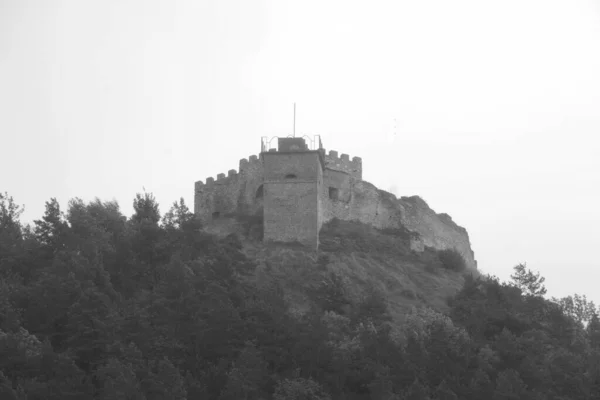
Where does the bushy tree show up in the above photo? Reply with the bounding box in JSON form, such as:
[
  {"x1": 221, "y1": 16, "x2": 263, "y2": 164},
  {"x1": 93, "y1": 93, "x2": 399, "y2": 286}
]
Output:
[
  {"x1": 33, "y1": 198, "x2": 69, "y2": 252},
  {"x1": 273, "y1": 377, "x2": 331, "y2": 400},
  {"x1": 437, "y1": 249, "x2": 467, "y2": 272},
  {"x1": 3, "y1": 191, "x2": 600, "y2": 400},
  {"x1": 510, "y1": 263, "x2": 546, "y2": 297}
]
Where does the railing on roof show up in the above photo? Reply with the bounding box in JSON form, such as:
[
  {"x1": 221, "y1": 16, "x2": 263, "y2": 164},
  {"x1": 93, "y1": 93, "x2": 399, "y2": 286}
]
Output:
[{"x1": 260, "y1": 135, "x2": 323, "y2": 153}]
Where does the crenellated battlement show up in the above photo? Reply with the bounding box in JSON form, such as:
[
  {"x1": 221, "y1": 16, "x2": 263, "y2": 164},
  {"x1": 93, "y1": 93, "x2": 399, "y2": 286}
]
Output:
[
  {"x1": 239, "y1": 154, "x2": 262, "y2": 174},
  {"x1": 195, "y1": 153, "x2": 265, "y2": 220},
  {"x1": 196, "y1": 169, "x2": 242, "y2": 190},
  {"x1": 197, "y1": 155, "x2": 263, "y2": 190},
  {"x1": 324, "y1": 149, "x2": 362, "y2": 179}
]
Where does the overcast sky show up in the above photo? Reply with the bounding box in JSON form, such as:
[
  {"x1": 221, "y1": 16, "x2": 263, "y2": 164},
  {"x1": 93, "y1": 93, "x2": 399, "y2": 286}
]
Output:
[{"x1": 1, "y1": 0, "x2": 599, "y2": 304}]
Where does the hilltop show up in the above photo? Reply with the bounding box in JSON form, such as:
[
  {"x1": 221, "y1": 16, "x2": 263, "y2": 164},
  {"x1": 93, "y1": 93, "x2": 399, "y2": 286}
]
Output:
[
  {"x1": 194, "y1": 137, "x2": 478, "y2": 270},
  {"x1": 204, "y1": 213, "x2": 475, "y2": 328}
]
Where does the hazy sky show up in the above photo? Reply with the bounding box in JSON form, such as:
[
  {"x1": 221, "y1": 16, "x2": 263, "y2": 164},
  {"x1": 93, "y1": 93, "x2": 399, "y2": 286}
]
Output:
[{"x1": 1, "y1": 0, "x2": 599, "y2": 303}]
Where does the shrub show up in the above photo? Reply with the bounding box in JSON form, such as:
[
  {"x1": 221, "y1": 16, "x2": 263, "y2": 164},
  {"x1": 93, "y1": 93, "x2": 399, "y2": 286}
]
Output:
[
  {"x1": 319, "y1": 219, "x2": 410, "y2": 255},
  {"x1": 437, "y1": 248, "x2": 467, "y2": 272}
]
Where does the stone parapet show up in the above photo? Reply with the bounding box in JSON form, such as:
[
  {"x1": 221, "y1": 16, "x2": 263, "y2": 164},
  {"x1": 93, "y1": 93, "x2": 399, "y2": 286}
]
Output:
[{"x1": 324, "y1": 149, "x2": 362, "y2": 179}]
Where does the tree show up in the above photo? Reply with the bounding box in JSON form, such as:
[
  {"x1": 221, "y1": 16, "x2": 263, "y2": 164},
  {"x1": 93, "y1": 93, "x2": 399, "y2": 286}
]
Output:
[
  {"x1": 131, "y1": 192, "x2": 160, "y2": 225},
  {"x1": 33, "y1": 198, "x2": 69, "y2": 252},
  {"x1": 95, "y1": 358, "x2": 146, "y2": 400},
  {"x1": 219, "y1": 341, "x2": 269, "y2": 400},
  {"x1": 509, "y1": 264, "x2": 546, "y2": 297},
  {"x1": 127, "y1": 193, "x2": 168, "y2": 289},
  {"x1": 552, "y1": 294, "x2": 598, "y2": 326},
  {"x1": 437, "y1": 249, "x2": 467, "y2": 272},
  {"x1": 402, "y1": 379, "x2": 430, "y2": 400},
  {"x1": 492, "y1": 369, "x2": 527, "y2": 400},
  {"x1": 140, "y1": 357, "x2": 187, "y2": 400},
  {"x1": 0, "y1": 193, "x2": 26, "y2": 280},
  {"x1": 162, "y1": 198, "x2": 198, "y2": 232},
  {"x1": 0, "y1": 370, "x2": 19, "y2": 400},
  {"x1": 0, "y1": 192, "x2": 24, "y2": 243},
  {"x1": 588, "y1": 313, "x2": 600, "y2": 349},
  {"x1": 467, "y1": 369, "x2": 494, "y2": 400},
  {"x1": 434, "y1": 379, "x2": 458, "y2": 400},
  {"x1": 273, "y1": 377, "x2": 331, "y2": 400}
]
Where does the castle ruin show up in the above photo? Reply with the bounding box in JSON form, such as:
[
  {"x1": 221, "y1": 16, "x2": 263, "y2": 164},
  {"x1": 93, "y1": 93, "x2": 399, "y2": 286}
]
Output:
[{"x1": 194, "y1": 136, "x2": 477, "y2": 269}]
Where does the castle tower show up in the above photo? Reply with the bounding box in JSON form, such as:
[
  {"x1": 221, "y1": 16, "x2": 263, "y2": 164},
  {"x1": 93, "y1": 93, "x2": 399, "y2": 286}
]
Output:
[{"x1": 262, "y1": 137, "x2": 325, "y2": 248}]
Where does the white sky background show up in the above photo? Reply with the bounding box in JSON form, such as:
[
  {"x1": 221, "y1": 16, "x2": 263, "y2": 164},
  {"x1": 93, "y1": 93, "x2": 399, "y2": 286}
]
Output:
[{"x1": 1, "y1": 0, "x2": 599, "y2": 303}]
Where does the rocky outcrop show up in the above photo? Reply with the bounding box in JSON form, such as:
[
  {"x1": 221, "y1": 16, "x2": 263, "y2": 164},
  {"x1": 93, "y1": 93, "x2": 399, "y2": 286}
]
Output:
[
  {"x1": 398, "y1": 196, "x2": 477, "y2": 269},
  {"x1": 321, "y1": 177, "x2": 477, "y2": 270}
]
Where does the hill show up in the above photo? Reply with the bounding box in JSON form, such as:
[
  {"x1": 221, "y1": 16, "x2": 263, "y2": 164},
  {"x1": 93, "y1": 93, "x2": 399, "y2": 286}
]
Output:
[
  {"x1": 1, "y1": 192, "x2": 599, "y2": 400},
  {"x1": 205, "y1": 215, "x2": 473, "y2": 325}
]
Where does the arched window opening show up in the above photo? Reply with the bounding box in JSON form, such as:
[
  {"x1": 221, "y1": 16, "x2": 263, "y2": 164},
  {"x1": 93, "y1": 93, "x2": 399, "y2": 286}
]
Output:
[{"x1": 255, "y1": 184, "x2": 264, "y2": 199}]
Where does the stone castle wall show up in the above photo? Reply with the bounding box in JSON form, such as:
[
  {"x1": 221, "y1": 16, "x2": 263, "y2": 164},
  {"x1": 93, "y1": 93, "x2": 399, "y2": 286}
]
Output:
[
  {"x1": 194, "y1": 154, "x2": 264, "y2": 221},
  {"x1": 324, "y1": 150, "x2": 362, "y2": 180},
  {"x1": 319, "y1": 171, "x2": 476, "y2": 269},
  {"x1": 194, "y1": 147, "x2": 477, "y2": 269},
  {"x1": 263, "y1": 151, "x2": 323, "y2": 247}
]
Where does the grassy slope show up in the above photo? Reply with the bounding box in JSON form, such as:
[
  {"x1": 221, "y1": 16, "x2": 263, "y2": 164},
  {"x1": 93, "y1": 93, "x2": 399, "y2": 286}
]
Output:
[{"x1": 231, "y1": 218, "x2": 474, "y2": 325}]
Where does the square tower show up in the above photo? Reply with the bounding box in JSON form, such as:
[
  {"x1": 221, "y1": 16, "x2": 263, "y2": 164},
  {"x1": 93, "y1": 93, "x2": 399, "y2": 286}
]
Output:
[{"x1": 262, "y1": 137, "x2": 325, "y2": 248}]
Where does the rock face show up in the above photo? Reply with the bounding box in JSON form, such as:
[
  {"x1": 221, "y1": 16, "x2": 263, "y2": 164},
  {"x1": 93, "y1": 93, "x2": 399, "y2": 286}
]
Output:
[
  {"x1": 398, "y1": 196, "x2": 477, "y2": 269},
  {"x1": 194, "y1": 137, "x2": 477, "y2": 269},
  {"x1": 319, "y1": 177, "x2": 477, "y2": 270}
]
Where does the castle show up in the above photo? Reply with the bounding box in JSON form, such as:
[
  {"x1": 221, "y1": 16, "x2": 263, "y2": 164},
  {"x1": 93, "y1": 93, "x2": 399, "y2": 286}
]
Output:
[{"x1": 194, "y1": 136, "x2": 477, "y2": 269}]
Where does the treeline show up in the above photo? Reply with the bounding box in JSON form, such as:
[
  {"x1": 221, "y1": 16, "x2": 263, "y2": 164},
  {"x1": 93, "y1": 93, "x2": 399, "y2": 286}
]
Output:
[{"x1": 0, "y1": 191, "x2": 599, "y2": 399}]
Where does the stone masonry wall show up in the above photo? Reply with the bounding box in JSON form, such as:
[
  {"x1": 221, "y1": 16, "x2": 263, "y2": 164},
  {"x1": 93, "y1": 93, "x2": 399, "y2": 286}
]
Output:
[
  {"x1": 264, "y1": 182, "x2": 320, "y2": 247},
  {"x1": 324, "y1": 150, "x2": 362, "y2": 180},
  {"x1": 263, "y1": 151, "x2": 323, "y2": 181},
  {"x1": 237, "y1": 155, "x2": 264, "y2": 216},
  {"x1": 321, "y1": 175, "x2": 404, "y2": 231},
  {"x1": 263, "y1": 151, "x2": 322, "y2": 247},
  {"x1": 194, "y1": 154, "x2": 264, "y2": 222},
  {"x1": 320, "y1": 169, "x2": 477, "y2": 269}
]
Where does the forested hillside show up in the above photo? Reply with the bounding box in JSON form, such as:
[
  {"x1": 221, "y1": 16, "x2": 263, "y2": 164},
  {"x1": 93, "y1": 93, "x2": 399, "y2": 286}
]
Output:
[{"x1": 1, "y1": 191, "x2": 599, "y2": 399}]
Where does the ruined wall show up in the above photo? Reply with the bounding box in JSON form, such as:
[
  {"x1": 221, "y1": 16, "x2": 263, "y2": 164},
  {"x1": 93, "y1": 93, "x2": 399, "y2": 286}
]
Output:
[
  {"x1": 319, "y1": 169, "x2": 477, "y2": 269},
  {"x1": 194, "y1": 145, "x2": 476, "y2": 268},
  {"x1": 397, "y1": 196, "x2": 477, "y2": 269},
  {"x1": 324, "y1": 150, "x2": 362, "y2": 180},
  {"x1": 321, "y1": 176, "x2": 404, "y2": 230},
  {"x1": 194, "y1": 171, "x2": 239, "y2": 221},
  {"x1": 194, "y1": 154, "x2": 264, "y2": 222}
]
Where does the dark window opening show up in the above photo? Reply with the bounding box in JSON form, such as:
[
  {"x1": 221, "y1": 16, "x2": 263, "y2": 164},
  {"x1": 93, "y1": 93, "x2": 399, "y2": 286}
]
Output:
[
  {"x1": 329, "y1": 187, "x2": 339, "y2": 200},
  {"x1": 255, "y1": 184, "x2": 264, "y2": 199},
  {"x1": 212, "y1": 211, "x2": 220, "y2": 219},
  {"x1": 285, "y1": 173, "x2": 297, "y2": 179}
]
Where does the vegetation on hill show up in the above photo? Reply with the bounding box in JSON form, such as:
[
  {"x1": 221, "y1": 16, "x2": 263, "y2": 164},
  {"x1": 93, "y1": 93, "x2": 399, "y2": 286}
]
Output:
[{"x1": 1, "y1": 191, "x2": 599, "y2": 399}]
